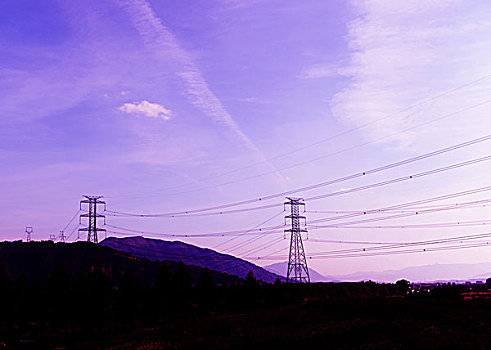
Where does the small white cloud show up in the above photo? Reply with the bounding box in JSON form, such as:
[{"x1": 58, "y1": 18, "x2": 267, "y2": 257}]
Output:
[{"x1": 119, "y1": 100, "x2": 172, "y2": 120}]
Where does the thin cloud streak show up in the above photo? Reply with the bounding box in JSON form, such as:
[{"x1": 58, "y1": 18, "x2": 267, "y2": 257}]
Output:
[
  {"x1": 330, "y1": 0, "x2": 491, "y2": 149},
  {"x1": 118, "y1": 0, "x2": 280, "y2": 175}
]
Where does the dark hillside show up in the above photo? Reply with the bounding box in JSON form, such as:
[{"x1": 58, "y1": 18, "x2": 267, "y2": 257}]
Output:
[
  {"x1": 101, "y1": 236, "x2": 282, "y2": 283},
  {"x1": 0, "y1": 240, "x2": 240, "y2": 287}
]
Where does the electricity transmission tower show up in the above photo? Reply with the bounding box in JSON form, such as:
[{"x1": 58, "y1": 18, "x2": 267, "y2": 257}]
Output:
[
  {"x1": 59, "y1": 230, "x2": 66, "y2": 242},
  {"x1": 284, "y1": 197, "x2": 310, "y2": 283},
  {"x1": 79, "y1": 195, "x2": 106, "y2": 243},
  {"x1": 25, "y1": 227, "x2": 33, "y2": 242}
]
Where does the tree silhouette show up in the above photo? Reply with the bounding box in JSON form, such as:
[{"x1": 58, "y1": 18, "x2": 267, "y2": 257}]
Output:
[
  {"x1": 197, "y1": 268, "x2": 216, "y2": 309},
  {"x1": 118, "y1": 269, "x2": 139, "y2": 320},
  {"x1": 395, "y1": 279, "x2": 410, "y2": 295},
  {"x1": 245, "y1": 270, "x2": 257, "y2": 288},
  {"x1": 85, "y1": 267, "x2": 110, "y2": 329},
  {"x1": 0, "y1": 265, "x2": 10, "y2": 320},
  {"x1": 13, "y1": 273, "x2": 29, "y2": 321},
  {"x1": 243, "y1": 270, "x2": 258, "y2": 308},
  {"x1": 154, "y1": 264, "x2": 173, "y2": 291},
  {"x1": 174, "y1": 262, "x2": 192, "y2": 308},
  {"x1": 153, "y1": 264, "x2": 173, "y2": 315},
  {"x1": 47, "y1": 262, "x2": 70, "y2": 321}
]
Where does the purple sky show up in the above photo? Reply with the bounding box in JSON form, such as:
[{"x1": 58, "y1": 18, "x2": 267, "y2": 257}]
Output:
[{"x1": 1, "y1": 0, "x2": 491, "y2": 275}]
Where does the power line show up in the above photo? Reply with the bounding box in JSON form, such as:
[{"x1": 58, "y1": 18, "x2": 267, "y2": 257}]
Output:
[
  {"x1": 255, "y1": 244, "x2": 288, "y2": 259},
  {"x1": 105, "y1": 229, "x2": 491, "y2": 262},
  {"x1": 105, "y1": 199, "x2": 491, "y2": 241},
  {"x1": 106, "y1": 134, "x2": 491, "y2": 217},
  {"x1": 105, "y1": 203, "x2": 281, "y2": 218},
  {"x1": 99, "y1": 237, "x2": 267, "y2": 263},
  {"x1": 308, "y1": 238, "x2": 424, "y2": 245},
  {"x1": 308, "y1": 187, "x2": 491, "y2": 224},
  {"x1": 309, "y1": 200, "x2": 491, "y2": 228},
  {"x1": 236, "y1": 236, "x2": 285, "y2": 259},
  {"x1": 104, "y1": 188, "x2": 491, "y2": 246},
  {"x1": 104, "y1": 223, "x2": 285, "y2": 238},
  {"x1": 213, "y1": 211, "x2": 285, "y2": 250},
  {"x1": 307, "y1": 219, "x2": 491, "y2": 230},
  {"x1": 307, "y1": 203, "x2": 488, "y2": 214},
  {"x1": 107, "y1": 74, "x2": 491, "y2": 200},
  {"x1": 221, "y1": 228, "x2": 279, "y2": 253},
  {"x1": 106, "y1": 211, "x2": 286, "y2": 270},
  {"x1": 166, "y1": 98, "x2": 491, "y2": 198},
  {"x1": 208, "y1": 233, "x2": 285, "y2": 271},
  {"x1": 252, "y1": 238, "x2": 491, "y2": 261},
  {"x1": 117, "y1": 97, "x2": 491, "y2": 200},
  {"x1": 61, "y1": 210, "x2": 81, "y2": 232},
  {"x1": 304, "y1": 155, "x2": 491, "y2": 202},
  {"x1": 307, "y1": 241, "x2": 491, "y2": 260},
  {"x1": 65, "y1": 224, "x2": 81, "y2": 241},
  {"x1": 307, "y1": 232, "x2": 491, "y2": 256}
]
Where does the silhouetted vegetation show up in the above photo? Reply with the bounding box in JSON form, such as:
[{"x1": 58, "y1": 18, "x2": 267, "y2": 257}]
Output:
[{"x1": 0, "y1": 241, "x2": 490, "y2": 349}]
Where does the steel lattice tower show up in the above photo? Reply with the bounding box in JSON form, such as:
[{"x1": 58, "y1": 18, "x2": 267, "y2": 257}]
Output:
[
  {"x1": 79, "y1": 195, "x2": 106, "y2": 243},
  {"x1": 284, "y1": 197, "x2": 310, "y2": 283},
  {"x1": 25, "y1": 227, "x2": 33, "y2": 242}
]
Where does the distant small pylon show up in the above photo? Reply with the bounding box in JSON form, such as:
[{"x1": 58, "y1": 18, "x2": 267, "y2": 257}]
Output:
[
  {"x1": 59, "y1": 230, "x2": 66, "y2": 242},
  {"x1": 25, "y1": 227, "x2": 33, "y2": 242},
  {"x1": 49, "y1": 234, "x2": 56, "y2": 242}
]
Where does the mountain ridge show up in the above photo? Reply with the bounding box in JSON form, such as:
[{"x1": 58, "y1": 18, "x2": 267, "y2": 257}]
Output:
[
  {"x1": 265, "y1": 261, "x2": 491, "y2": 283},
  {"x1": 263, "y1": 262, "x2": 335, "y2": 282},
  {"x1": 0, "y1": 240, "x2": 241, "y2": 286},
  {"x1": 101, "y1": 236, "x2": 283, "y2": 283}
]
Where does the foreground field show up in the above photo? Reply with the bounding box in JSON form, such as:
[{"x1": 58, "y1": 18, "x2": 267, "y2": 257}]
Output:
[
  {"x1": 103, "y1": 297, "x2": 490, "y2": 350},
  {"x1": 4, "y1": 297, "x2": 486, "y2": 349},
  {"x1": 1, "y1": 242, "x2": 489, "y2": 349}
]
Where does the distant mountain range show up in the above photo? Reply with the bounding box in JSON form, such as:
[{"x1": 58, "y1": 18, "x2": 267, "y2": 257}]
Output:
[
  {"x1": 265, "y1": 261, "x2": 491, "y2": 283},
  {"x1": 101, "y1": 237, "x2": 282, "y2": 283},
  {"x1": 263, "y1": 262, "x2": 335, "y2": 282}
]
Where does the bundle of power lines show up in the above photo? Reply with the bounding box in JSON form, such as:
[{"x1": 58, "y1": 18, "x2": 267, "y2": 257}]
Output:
[{"x1": 58, "y1": 74, "x2": 491, "y2": 262}]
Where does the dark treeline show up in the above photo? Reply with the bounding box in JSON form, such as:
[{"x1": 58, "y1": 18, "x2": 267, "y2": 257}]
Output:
[
  {"x1": 0, "y1": 256, "x2": 412, "y2": 347},
  {"x1": 0, "y1": 261, "x2": 411, "y2": 324},
  {"x1": 1, "y1": 242, "x2": 490, "y2": 349},
  {"x1": 0, "y1": 258, "x2": 456, "y2": 330}
]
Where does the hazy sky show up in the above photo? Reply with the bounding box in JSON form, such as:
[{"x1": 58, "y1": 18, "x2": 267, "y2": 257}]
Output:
[{"x1": 1, "y1": 0, "x2": 491, "y2": 275}]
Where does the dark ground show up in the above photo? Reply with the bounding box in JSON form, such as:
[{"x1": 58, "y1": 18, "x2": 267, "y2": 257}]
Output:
[
  {"x1": 2, "y1": 297, "x2": 490, "y2": 349},
  {"x1": 101, "y1": 297, "x2": 491, "y2": 350},
  {"x1": 1, "y1": 242, "x2": 490, "y2": 349}
]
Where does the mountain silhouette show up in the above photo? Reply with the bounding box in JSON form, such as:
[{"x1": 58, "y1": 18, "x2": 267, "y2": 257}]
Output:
[
  {"x1": 263, "y1": 261, "x2": 337, "y2": 282},
  {"x1": 0, "y1": 240, "x2": 240, "y2": 286},
  {"x1": 266, "y1": 261, "x2": 491, "y2": 283},
  {"x1": 101, "y1": 236, "x2": 283, "y2": 283},
  {"x1": 329, "y1": 262, "x2": 491, "y2": 282}
]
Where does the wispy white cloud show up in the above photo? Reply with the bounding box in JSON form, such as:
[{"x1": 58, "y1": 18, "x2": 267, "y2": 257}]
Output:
[
  {"x1": 330, "y1": 0, "x2": 491, "y2": 149},
  {"x1": 118, "y1": 0, "x2": 279, "y2": 173},
  {"x1": 119, "y1": 100, "x2": 172, "y2": 120},
  {"x1": 300, "y1": 64, "x2": 339, "y2": 79}
]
